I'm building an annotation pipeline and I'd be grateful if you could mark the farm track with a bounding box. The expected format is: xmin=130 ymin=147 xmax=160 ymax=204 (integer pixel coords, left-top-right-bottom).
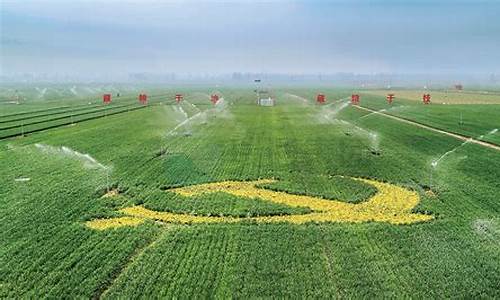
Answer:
xmin=354 ymin=105 xmax=500 ymax=151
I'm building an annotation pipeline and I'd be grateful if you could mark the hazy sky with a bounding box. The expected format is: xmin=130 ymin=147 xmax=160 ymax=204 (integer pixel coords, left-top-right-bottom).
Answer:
xmin=1 ymin=0 xmax=500 ymax=77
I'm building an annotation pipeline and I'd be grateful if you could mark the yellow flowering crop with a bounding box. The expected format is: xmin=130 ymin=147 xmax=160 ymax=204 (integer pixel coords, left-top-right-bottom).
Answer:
xmin=86 ymin=216 xmax=145 ymax=230
xmin=86 ymin=177 xmax=433 ymax=230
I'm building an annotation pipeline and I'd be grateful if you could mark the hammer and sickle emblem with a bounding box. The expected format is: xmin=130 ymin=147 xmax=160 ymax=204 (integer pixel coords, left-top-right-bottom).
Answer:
xmin=86 ymin=177 xmax=432 ymax=230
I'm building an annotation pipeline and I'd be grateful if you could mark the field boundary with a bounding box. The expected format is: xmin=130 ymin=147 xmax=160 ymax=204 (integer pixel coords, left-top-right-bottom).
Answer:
xmin=354 ymin=105 xmax=500 ymax=151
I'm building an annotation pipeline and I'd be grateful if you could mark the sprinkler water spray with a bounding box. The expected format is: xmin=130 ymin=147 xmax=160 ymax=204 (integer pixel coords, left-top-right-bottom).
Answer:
xmin=430 ymin=160 xmax=438 ymax=190
xmin=106 ymin=168 xmax=110 ymax=193
xmin=369 ymin=132 xmax=381 ymax=155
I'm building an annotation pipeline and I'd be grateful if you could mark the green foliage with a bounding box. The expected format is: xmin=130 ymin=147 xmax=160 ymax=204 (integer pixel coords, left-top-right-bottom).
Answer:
xmin=1 ymin=86 xmax=499 ymax=298
xmin=143 ymin=190 xmax=311 ymax=217
xmin=260 ymin=174 xmax=377 ymax=203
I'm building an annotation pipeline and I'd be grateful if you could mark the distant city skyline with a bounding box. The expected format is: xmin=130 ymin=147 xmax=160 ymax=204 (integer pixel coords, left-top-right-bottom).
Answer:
xmin=2 ymin=0 xmax=500 ymax=79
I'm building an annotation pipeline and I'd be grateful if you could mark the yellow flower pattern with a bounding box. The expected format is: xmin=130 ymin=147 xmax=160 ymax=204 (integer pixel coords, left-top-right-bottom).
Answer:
xmin=86 ymin=177 xmax=433 ymax=230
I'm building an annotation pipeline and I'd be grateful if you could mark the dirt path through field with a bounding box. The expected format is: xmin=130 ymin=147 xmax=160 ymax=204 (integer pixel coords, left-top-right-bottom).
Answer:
xmin=354 ymin=105 xmax=500 ymax=151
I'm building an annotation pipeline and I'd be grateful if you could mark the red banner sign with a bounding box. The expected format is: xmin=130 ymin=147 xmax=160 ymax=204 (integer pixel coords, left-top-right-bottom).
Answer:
xmin=387 ymin=94 xmax=395 ymax=104
xmin=138 ymin=94 xmax=148 ymax=104
xmin=422 ymin=94 xmax=431 ymax=104
xmin=103 ymin=94 xmax=111 ymax=104
xmin=211 ymin=94 xmax=219 ymax=104
xmin=351 ymin=94 xmax=360 ymax=105
xmin=316 ymin=94 xmax=326 ymax=104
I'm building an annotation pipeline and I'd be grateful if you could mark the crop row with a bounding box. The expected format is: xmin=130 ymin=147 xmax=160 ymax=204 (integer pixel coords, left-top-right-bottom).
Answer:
xmin=0 ymin=104 xmax=78 ymax=119
xmin=0 ymin=103 xmax=105 ymax=124
xmin=0 ymin=94 xmax=179 ymax=140
xmin=0 ymin=104 xmax=147 ymax=140
xmin=0 ymin=92 xmax=174 ymax=121
xmin=0 ymin=103 xmax=137 ymax=130
xmin=2 ymin=88 xmax=499 ymax=297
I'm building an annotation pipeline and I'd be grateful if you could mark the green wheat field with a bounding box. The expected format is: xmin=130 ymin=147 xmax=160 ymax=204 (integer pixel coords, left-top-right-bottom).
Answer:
xmin=1 ymin=85 xmax=499 ymax=298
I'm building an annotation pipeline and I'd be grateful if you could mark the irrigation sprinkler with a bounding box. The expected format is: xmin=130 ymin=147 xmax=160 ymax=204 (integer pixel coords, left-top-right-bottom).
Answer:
xmin=429 ymin=161 xmax=437 ymax=190
xmin=106 ymin=168 xmax=110 ymax=194
xmin=368 ymin=132 xmax=381 ymax=155
xmin=459 ymin=112 xmax=463 ymax=125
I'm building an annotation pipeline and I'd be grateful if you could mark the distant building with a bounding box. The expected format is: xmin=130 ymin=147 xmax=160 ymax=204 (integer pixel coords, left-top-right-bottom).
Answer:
xmin=256 ymin=90 xmax=275 ymax=106
xmin=258 ymin=97 xmax=275 ymax=106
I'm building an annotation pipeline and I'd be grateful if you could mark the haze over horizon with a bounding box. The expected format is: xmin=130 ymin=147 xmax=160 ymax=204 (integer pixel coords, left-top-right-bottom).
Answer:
xmin=2 ymin=0 xmax=500 ymax=79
